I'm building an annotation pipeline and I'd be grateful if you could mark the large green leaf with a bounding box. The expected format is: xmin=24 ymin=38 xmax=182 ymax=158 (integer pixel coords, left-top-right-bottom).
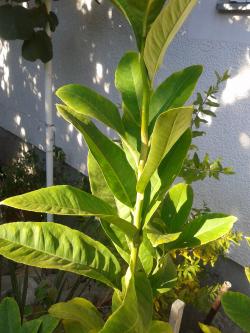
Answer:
xmin=222 ymin=292 xmax=250 ymax=333
xmin=100 ymin=272 xmax=153 ymax=332
xmin=20 ymin=319 xmax=41 ymax=333
xmin=38 ymin=315 xmax=59 ymax=333
xmin=199 ymin=323 xmax=221 ymax=333
xmin=57 ymin=105 xmax=137 ymax=207
xmin=111 ymin=0 xmax=166 ymax=50
xmin=144 ymin=0 xmax=197 ymax=79
xmin=88 ymin=152 xmax=130 ymax=263
xmin=0 ymin=222 xmax=121 ymax=289
xmin=115 ymin=52 xmax=144 ymax=125
xmin=49 ymin=297 xmax=104 ymax=333
xmin=149 ymin=65 xmax=203 ymax=123
xmin=149 ymin=321 xmax=173 ymax=333
xmin=0 ymin=297 xmax=21 ymax=333
xmin=137 ymin=106 xmax=193 ymax=193
xmin=145 ymin=130 xmax=191 ymax=225
xmin=161 ymin=183 xmax=193 ymax=233
xmin=166 ymin=214 xmax=237 ymax=250
xmin=56 ymin=84 xmax=124 ymax=135
xmin=1 ymin=185 xmax=137 ymax=239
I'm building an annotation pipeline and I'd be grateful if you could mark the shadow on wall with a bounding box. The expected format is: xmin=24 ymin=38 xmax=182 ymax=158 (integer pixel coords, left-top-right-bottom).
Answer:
xmin=0 ymin=0 xmax=135 ymax=173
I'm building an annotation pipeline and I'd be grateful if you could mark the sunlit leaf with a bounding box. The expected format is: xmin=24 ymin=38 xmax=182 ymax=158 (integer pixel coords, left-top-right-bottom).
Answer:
xmin=145 ymin=0 xmax=197 ymax=79
xmin=137 ymin=107 xmax=193 ymax=193
xmin=0 ymin=222 xmax=121 ymax=289
xmin=149 ymin=65 xmax=203 ymax=123
xmin=1 ymin=185 xmax=137 ymax=239
xmin=199 ymin=323 xmax=221 ymax=333
xmin=145 ymin=130 xmax=191 ymax=225
xmin=116 ymin=52 xmax=144 ymax=125
xmin=167 ymin=214 xmax=237 ymax=250
xmin=57 ymin=105 xmax=137 ymax=207
xmin=56 ymin=85 xmax=124 ymax=135
xmin=111 ymin=0 xmax=166 ymax=50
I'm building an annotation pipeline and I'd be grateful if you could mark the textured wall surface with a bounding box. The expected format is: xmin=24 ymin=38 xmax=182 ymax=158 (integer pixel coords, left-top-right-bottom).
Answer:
xmin=0 ymin=0 xmax=250 ymax=265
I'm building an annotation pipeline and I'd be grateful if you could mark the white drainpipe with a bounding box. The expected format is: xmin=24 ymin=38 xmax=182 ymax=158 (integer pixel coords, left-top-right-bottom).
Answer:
xmin=44 ymin=0 xmax=54 ymax=222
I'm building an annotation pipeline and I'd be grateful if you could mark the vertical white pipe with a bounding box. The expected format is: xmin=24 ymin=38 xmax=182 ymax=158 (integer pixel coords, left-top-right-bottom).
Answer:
xmin=45 ymin=0 xmax=54 ymax=222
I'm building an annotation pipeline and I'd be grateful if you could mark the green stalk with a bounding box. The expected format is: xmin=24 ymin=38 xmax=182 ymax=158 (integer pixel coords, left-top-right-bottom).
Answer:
xmin=129 ymin=56 xmax=151 ymax=275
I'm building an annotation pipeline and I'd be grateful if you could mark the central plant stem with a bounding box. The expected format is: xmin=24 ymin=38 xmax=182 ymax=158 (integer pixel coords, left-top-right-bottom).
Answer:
xmin=130 ymin=57 xmax=150 ymax=274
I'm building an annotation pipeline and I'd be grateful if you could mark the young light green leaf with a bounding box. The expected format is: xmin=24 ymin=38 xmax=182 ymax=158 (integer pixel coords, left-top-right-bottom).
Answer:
xmin=100 ymin=272 xmax=153 ymax=333
xmin=0 ymin=297 xmax=21 ymax=333
xmin=57 ymin=105 xmax=137 ymax=208
xmin=115 ymin=52 xmax=144 ymax=124
xmin=1 ymin=185 xmax=137 ymax=239
xmin=149 ymin=321 xmax=174 ymax=333
xmin=199 ymin=323 xmax=221 ymax=333
xmin=0 ymin=222 xmax=121 ymax=289
xmin=111 ymin=0 xmax=166 ymax=50
xmin=222 ymin=292 xmax=250 ymax=333
xmin=149 ymin=65 xmax=203 ymax=123
xmin=161 ymin=183 xmax=193 ymax=233
xmin=49 ymin=297 xmax=104 ymax=332
xmin=167 ymin=214 xmax=237 ymax=250
xmin=145 ymin=0 xmax=197 ymax=79
xmin=56 ymin=84 xmax=124 ymax=135
xmin=137 ymin=107 xmax=193 ymax=193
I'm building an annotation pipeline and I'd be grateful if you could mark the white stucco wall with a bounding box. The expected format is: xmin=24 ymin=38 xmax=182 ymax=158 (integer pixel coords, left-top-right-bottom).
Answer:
xmin=0 ymin=0 xmax=250 ymax=265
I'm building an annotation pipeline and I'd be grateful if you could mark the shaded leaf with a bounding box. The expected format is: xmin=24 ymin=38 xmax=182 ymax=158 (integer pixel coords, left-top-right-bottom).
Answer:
xmin=100 ymin=272 xmax=153 ymax=332
xmin=0 ymin=222 xmax=121 ymax=289
xmin=161 ymin=183 xmax=193 ymax=233
xmin=49 ymin=297 xmax=104 ymax=332
xmin=0 ymin=297 xmax=21 ymax=333
xmin=149 ymin=320 xmax=174 ymax=333
xmin=39 ymin=315 xmax=59 ymax=333
xmin=22 ymin=31 xmax=52 ymax=63
xmin=149 ymin=255 xmax=177 ymax=295
xmin=20 ymin=319 xmax=41 ymax=333
xmin=222 ymin=292 xmax=250 ymax=333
